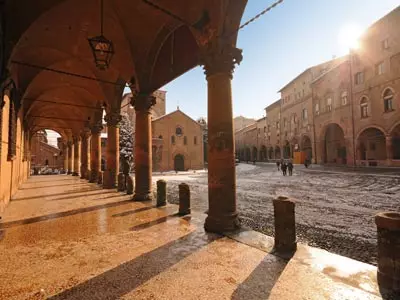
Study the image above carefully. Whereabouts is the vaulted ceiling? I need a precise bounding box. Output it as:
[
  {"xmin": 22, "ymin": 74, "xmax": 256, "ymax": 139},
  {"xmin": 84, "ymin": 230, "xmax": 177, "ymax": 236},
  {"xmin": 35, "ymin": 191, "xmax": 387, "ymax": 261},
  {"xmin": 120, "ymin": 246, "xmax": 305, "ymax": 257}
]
[{"xmin": 2, "ymin": 0, "xmax": 247, "ymax": 138}]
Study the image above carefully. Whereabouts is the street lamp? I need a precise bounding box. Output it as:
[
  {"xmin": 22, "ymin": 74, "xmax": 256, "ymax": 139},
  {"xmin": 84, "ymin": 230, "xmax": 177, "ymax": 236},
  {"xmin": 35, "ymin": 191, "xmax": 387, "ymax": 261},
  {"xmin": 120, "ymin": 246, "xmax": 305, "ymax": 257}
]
[{"xmin": 88, "ymin": 0, "xmax": 114, "ymax": 70}]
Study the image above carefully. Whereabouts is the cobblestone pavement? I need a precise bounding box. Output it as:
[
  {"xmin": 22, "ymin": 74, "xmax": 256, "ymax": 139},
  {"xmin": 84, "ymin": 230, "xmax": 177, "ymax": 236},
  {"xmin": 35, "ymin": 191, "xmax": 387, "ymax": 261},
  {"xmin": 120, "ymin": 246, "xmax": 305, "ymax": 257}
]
[{"xmin": 162, "ymin": 163, "xmax": 400, "ymax": 266}]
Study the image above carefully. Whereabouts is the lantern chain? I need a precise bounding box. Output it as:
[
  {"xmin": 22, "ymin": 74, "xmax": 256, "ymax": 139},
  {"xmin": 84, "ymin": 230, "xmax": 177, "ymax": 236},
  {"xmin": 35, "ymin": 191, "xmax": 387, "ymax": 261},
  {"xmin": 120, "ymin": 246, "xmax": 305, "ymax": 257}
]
[{"xmin": 141, "ymin": 0, "xmax": 284, "ymax": 34}]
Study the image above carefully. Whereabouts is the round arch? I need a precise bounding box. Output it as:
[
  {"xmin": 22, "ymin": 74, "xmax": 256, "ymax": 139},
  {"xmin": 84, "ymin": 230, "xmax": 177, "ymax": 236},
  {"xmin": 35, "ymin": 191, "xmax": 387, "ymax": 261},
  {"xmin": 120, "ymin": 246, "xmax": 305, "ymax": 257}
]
[
  {"xmin": 301, "ymin": 135, "xmax": 313, "ymax": 161},
  {"xmin": 357, "ymin": 127, "xmax": 387, "ymax": 162},
  {"xmin": 322, "ymin": 123, "xmax": 346, "ymax": 164},
  {"xmin": 275, "ymin": 146, "xmax": 281, "ymax": 160}
]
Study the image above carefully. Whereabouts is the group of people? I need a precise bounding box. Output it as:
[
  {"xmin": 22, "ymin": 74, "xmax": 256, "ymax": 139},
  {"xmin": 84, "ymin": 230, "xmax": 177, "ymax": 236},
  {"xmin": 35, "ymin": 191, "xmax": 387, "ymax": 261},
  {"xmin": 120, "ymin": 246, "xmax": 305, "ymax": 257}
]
[{"xmin": 276, "ymin": 159, "xmax": 294, "ymax": 176}]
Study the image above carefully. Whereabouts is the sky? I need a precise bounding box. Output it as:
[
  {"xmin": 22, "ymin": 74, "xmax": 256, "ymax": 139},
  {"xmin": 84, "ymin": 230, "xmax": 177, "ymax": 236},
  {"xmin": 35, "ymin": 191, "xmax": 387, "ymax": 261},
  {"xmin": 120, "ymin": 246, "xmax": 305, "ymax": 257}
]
[{"xmin": 151, "ymin": 0, "xmax": 399, "ymax": 120}]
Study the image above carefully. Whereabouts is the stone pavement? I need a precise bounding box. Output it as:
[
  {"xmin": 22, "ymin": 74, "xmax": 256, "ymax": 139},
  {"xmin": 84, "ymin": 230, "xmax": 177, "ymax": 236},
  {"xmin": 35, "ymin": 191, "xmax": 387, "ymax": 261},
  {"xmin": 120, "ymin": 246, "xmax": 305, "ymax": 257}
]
[{"xmin": 0, "ymin": 175, "xmax": 388, "ymax": 299}]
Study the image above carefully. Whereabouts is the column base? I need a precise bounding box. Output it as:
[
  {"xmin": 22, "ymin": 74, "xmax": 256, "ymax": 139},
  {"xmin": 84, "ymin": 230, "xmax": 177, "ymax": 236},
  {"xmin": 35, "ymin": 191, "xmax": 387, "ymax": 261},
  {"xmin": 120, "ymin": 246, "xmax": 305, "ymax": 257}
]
[
  {"xmin": 89, "ymin": 171, "xmax": 98, "ymax": 183},
  {"xmin": 72, "ymin": 172, "xmax": 80, "ymax": 176},
  {"xmin": 133, "ymin": 193, "xmax": 153, "ymax": 202},
  {"xmin": 204, "ymin": 212, "xmax": 240, "ymax": 233}
]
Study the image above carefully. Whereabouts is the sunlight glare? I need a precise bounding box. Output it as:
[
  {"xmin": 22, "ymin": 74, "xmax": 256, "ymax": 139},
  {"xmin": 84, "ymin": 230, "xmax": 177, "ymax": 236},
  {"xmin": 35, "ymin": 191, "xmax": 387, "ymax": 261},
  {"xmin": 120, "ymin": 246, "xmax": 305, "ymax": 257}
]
[{"xmin": 338, "ymin": 23, "xmax": 363, "ymax": 53}]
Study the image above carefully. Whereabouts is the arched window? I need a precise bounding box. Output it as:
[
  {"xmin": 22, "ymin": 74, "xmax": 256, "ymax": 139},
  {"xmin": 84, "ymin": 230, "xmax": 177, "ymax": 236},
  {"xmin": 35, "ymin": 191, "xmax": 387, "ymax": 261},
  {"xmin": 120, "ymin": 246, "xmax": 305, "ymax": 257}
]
[
  {"xmin": 171, "ymin": 136, "xmax": 175, "ymax": 144},
  {"xmin": 360, "ymin": 97, "xmax": 368, "ymax": 118},
  {"xmin": 175, "ymin": 127, "xmax": 183, "ymax": 136},
  {"xmin": 341, "ymin": 91, "xmax": 348, "ymax": 106},
  {"xmin": 383, "ymin": 88, "xmax": 394, "ymax": 112}
]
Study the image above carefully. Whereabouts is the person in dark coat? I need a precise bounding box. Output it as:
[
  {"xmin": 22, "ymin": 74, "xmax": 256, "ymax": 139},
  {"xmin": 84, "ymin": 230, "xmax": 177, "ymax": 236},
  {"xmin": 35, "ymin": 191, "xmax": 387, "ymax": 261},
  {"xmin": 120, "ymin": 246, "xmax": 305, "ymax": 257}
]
[
  {"xmin": 288, "ymin": 160, "xmax": 294, "ymax": 176},
  {"xmin": 276, "ymin": 161, "xmax": 281, "ymax": 171},
  {"xmin": 281, "ymin": 161, "xmax": 287, "ymax": 176}
]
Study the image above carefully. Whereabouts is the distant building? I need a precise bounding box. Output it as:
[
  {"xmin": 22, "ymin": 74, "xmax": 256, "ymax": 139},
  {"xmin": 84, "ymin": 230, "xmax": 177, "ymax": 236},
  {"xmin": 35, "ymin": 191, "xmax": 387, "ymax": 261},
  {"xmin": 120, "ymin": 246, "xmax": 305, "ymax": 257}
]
[
  {"xmin": 234, "ymin": 116, "xmax": 256, "ymax": 132},
  {"xmin": 236, "ymin": 6, "xmax": 400, "ymax": 166},
  {"xmin": 102, "ymin": 91, "xmax": 203, "ymax": 171},
  {"xmin": 31, "ymin": 131, "xmax": 64, "ymax": 169}
]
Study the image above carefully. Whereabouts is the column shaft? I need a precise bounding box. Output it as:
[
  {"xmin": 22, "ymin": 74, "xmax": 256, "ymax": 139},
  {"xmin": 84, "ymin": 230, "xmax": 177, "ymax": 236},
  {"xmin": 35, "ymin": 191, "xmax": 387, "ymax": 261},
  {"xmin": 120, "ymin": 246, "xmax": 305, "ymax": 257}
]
[
  {"xmin": 386, "ymin": 136, "xmax": 393, "ymax": 160},
  {"xmin": 63, "ymin": 145, "xmax": 69, "ymax": 174},
  {"xmin": 90, "ymin": 128, "xmax": 102, "ymax": 183},
  {"xmin": 104, "ymin": 125, "xmax": 120, "ymax": 188},
  {"xmin": 73, "ymin": 137, "xmax": 81, "ymax": 176},
  {"xmin": 133, "ymin": 94, "xmax": 155, "ymax": 201},
  {"xmin": 67, "ymin": 142, "xmax": 74, "ymax": 174},
  {"xmin": 80, "ymin": 133, "xmax": 90, "ymax": 179}
]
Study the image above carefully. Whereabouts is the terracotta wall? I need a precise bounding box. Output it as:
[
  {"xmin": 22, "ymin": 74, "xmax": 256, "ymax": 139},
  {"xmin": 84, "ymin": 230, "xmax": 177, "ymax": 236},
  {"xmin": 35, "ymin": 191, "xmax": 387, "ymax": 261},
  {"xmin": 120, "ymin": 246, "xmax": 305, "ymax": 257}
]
[
  {"xmin": 0, "ymin": 94, "xmax": 30, "ymax": 212},
  {"xmin": 152, "ymin": 110, "xmax": 203, "ymax": 171}
]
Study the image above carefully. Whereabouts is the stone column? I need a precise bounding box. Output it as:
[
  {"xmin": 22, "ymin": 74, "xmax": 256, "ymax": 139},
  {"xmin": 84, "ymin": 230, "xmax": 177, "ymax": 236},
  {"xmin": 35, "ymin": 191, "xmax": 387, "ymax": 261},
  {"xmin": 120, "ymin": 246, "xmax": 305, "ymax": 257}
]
[
  {"xmin": 89, "ymin": 123, "xmax": 103, "ymax": 183},
  {"xmin": 103, "ymin": 112, "xmax": 121, "ymax": 189},
  {"xmin": 132, "ymin": 93, "xmax": 156, "ymax": 201},
  {"xmin": 72, "ymin": 136, "xmax": 81, "ymax": 176},
  {"xmin": 80, "ymin": 129, "xmax": 91, "ymax": 179},
  {"xmin": 63, "ymin": 143, "xmax": 69, "ymax": 174},
  {"xmin": 67, "ymin": 141, "xmax": 74, "ymax": 174},
  {"xmin": 386, "ymin": 136, "xmax": 393, "ymax": 163},
  {"xmin": 87, "ymin": 135, "xmax": 91, "ymax": 179},
  {"xmin": 200, "ymin": 41, "xmax": 242, "ymax": 232}
]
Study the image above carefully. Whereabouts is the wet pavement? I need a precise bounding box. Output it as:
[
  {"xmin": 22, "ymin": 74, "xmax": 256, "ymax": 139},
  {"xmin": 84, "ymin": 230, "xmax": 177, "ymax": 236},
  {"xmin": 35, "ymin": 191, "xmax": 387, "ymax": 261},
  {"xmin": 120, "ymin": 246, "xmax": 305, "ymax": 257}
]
[{"xmin": 0, "ymin": 175, "xmax": 390, "ymax": 299}]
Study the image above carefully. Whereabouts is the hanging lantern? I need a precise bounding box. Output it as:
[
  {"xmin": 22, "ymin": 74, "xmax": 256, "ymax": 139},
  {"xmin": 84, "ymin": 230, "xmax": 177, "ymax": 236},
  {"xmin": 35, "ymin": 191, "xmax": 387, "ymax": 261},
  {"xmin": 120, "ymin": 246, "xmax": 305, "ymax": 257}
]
[
  {"xmin": 88, "ymin": 0, "xmax": 114, "ymax": 70},
  {"xmin": 88, "ymin": 35, "xmax": 114, "ymax": 70}
]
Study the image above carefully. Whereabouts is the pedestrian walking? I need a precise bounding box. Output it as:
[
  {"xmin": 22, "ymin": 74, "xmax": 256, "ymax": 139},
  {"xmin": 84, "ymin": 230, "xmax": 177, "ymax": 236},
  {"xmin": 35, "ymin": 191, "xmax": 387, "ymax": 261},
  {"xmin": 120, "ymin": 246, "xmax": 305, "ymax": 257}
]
[
  {"xmin": 281, "ymin": 161, "xmax": 287, "ymax": 176},
  {"xmin": 276, "ymin": 161, "xmax": 280, "ymax": 171},
  {"xmin": 288, "ymin": 160, "xmax": 294, "ymax": 176}
]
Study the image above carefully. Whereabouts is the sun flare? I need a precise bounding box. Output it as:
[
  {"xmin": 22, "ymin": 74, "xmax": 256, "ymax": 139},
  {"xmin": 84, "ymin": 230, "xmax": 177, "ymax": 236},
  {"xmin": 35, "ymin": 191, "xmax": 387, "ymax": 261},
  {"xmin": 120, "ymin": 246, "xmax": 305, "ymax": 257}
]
[{"xmin": 338, "ymin": 23, "xmax": 363, "ymax": 53}]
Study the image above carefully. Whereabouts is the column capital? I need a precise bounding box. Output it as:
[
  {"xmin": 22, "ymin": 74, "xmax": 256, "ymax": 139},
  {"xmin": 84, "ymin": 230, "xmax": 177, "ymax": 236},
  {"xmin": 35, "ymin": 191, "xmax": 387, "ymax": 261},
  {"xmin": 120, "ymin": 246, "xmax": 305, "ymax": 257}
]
[
  {"xmin": 90, "ymin": 123, "xmax": 103, "ymax": 134},
  {"xmin": 104, "ymin": 112, "xmax": 122, "ymax": 127},
  {"xmin": 73, "ymin": 136, "xmax": 81, "ymax": 143},
  {"xmin": 81, "ymin": 128, "xmax": 91, "ymax": 139},
  {"xmin": 131, "ymin": 92, "xmax": 156, "ymax": 112},
  {"xmin": 199, "ymin": 40, "xmax": 243, "ymax": 79}
]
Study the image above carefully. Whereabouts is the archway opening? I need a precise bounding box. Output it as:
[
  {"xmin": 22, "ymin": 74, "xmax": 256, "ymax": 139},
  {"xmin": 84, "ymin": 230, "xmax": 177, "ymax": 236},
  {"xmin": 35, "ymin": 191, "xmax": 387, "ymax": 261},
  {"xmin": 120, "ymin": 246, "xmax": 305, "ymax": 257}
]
[
  {"xmin": 252, "ymin": 146, "xmax": 258, "ymax": 161},
  {"xmin": 324, "ymin": 124, "xmax": 346, "ymax": 164},
  {"xmin": 302, "ymin": 135, "xmax": 312, "ymax": 161},
  {"xmin": 283, "ymin": 141, "xmax": 290, "ymax": 159},
  {"xmin": 358, "ymin": 127, "xmax": 387, "ymax": 163},
  {"xmin": 268, "ymin": 147, "xmax": 274, "ymax": 160},
  {"xmin": 275, "ymin": 146, "xmax": 281, "ymax": 159},
  {"xmin": 174, "ymin": 154, "xmax": 185, "ymax": 171},
  {"xmin": 391, "ymin": 124, "xmax": 400, "ymax": 159},
  {"xmin": 260, "ymin": 145, "xmax": 267, "ymax": 161}
]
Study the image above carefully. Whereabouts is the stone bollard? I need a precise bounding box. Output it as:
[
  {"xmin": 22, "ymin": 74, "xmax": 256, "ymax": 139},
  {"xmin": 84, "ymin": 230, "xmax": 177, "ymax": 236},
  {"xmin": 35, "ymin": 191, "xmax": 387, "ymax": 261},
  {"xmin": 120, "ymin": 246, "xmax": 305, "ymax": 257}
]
[
  {"xmin": 273, "ymin": 196, "xmax": 297, "ymax": 253},
  {"xmin": 375, "ymin": 212, "xmax": 400, "ymax": 295},
  {"xmin": 178, "ymin": 183, "xmax": 191, "ymax": 215},
  {"xmin": 97, "ymin": 171, "xmax": 103, "ymax": 185},
  {"xmin": 118, "ymin": 173, "xmax": 126, "ymax": 191},
  {"xmin": 157, "ymin": 180, "xmax": 167, "ymax": 207},
  {"xmin": 126, "ymin": 176, "xmax": 134, "ymax": 195}
]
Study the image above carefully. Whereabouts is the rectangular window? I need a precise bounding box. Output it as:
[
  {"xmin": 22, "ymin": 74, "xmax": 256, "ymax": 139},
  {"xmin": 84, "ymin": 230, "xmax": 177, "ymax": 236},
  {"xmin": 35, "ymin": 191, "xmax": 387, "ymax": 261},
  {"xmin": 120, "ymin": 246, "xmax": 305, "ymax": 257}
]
[
  {"xmin": 263, "ymin": 126, "xmax": 266, "ymax": 132},
  {"xmin": 194, "ymin": 136, "xmax": 197, "ymax": 145},
  {"xmin": 184, "ymin": 136, "xmax": 187, "ymax": 145},
  {"xmin": 302, "ymin": 108, "xmax": 308, "ymax": 120},
  {"xmin": 376, "ymin": 62, "xmax": 384, "ymax": 75},
  {"xmin": 327, "ymin": 98, "xmax": 332, "ymax": 112},
  {"xmin": 355, "ymin": 72, "xmax": 364, "ymax": 85},
  {"xmin": 382, "ymin": 38, "xmax": 389, "ymax": 50},
  {"xmin": 341, "ymin": 91, "xmax": 348, "ymax": 106},
  {"xmin": 171, "ymin": 136, "xmax": 175, "ymax": 144},
  {"xmin": 315, "ymin": 103, "xmax": 319, "ymax": 115}
]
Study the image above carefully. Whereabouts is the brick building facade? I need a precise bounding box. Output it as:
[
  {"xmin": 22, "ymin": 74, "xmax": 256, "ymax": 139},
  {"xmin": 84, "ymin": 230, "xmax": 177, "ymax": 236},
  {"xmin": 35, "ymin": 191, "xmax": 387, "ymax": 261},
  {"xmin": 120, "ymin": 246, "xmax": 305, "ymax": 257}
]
[{"xmin": 236, "ymin": 6, "xmax": 400, "ymax": 167}]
